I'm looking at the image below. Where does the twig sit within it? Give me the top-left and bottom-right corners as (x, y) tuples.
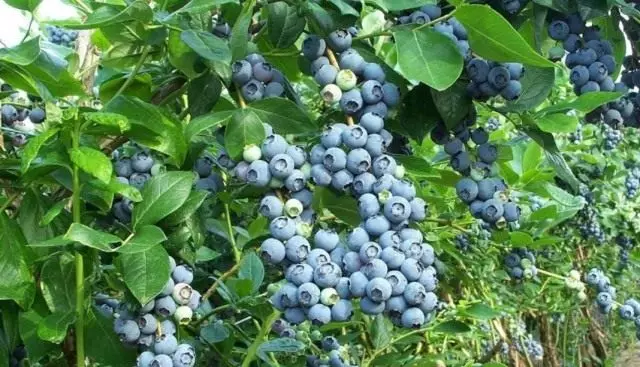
(241, 310), (281, 367)
(21, 15), (34, 44)
(111, 46), (151, 101)
(202, 262), (241, 301)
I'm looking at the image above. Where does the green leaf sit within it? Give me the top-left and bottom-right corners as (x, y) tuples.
(196, 247), (221, 263)
(247, 98), (316, 134)
(524, 126), (580, 191)
(37, 311), (75, 343)
(238, 252), (264, 293)
(55, 1), (153, 29)
(4, 0), (41, 11)
(369, 315), (393, 349)
(394, 84), (439, 141)
(39, 199), (68, 227)
(267, 2), (306, 49)
(431, 80), (472, 130)
(367, 0), (433, 11)
(104, 96), (187, 165)
(0, 37), (41, 65)
(225, 110), (267, 161)
(21, 128), (58, 173)
(29, 236), (73, 248)
(84, 308), (136, 365)
(188, 73), (222, 118)
(65, 223), (122, 252)
(505, 66), (555, 112)
(181, 30), (232, 63)
(117, 225), (167, 254)
(394, 26), (463, 91)
(483, 363), (508, 367)
(510, 231), (534, 245)
(119, 244), (170, 305)
(69, 146), (113, 184)
(167, 30), (199, 79)
(185, 110), (234, 141)
(522, 141), (543, 173)
(200, 320), (230, 343)
(99, 176), (143, 202)
(164, 190), (209, 226)
(462, 303), (500, 319)
(537, 92), (623, 115)
(454, 4), (555, 67)
(19, 297), (59, 363)
(230, 0), (257, 60)
(173, 0), (239, 14)
(83, 112), (131, 133)
(132, 171), (194, 229)
(312, 187), (360, 227)
(0, 213), (35, 309)
(256, 338), (305, 362)
(40, 254), (76, 313)
(535, 113), (579, 133)
(432, 320), (471, 334)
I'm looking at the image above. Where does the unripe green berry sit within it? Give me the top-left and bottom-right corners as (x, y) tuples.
(469, 169), (485, 182)
(269, 178), (284, 188)
(150, 163), (166, 176)
(394, 164), (406, 179)
(285, 198), (304, 217)
(311, 330), (323, 341)
(378, 190), (392, 204)
(172, 283), (193, 305)
(296, 222), (313, 238)
(577, 290), (587, 301)
(336, 69), (357, 91)
(267, 283), (279, 295)
(568, 270), (581, 280)
(296, 330), (308, 341)
(300, 162), (312, 179)
(320, 287), (339, 306)
(174, 305), (193, 324)
(548, 46), (565, 60)
(297, 322), (310, 332)
(321, 84), (342, 104)
(243, 144), (262, 162)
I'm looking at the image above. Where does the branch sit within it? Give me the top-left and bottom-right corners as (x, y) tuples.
(202, 263), (241, 301)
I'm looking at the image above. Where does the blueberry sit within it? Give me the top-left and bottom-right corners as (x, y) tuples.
(232, 60), (253, 84)
(365, 134), (385, 157)
(478, 82), (499, 97)
(596, 292), (613, 307)
(328, 29), (352, 52)
(270, 216), (297, 240)
(361, 80), (384, 104)
(372, 155), (397, 177)
(488, 66), (510, 90)
(391, 179), (416, 200)
(253, 62), (274, 83)
(138, 313), (158, 334)
(352, 172), (376, 196)
(247, 160), (272, 187)
(548, 20), (570, 41)
(117, 319), (140, 342)
(340, 89), (364, 115)
(137, 351), (156, 367)
(115, 158), (133, 178)
(314, 262), (342, 288)
(360, 297), (385, 315)
(245, 53), (265, 65)
(150, 354), (173, 367)
(576, 48), (598, 66)
(29, 107), (46, 124)
(262, 134), (289, 160)
(173, 344), (196, 367)
(403, 282), (427, 306)
(361, 258), (388, 279)
(296, 282), (320, 307)
(359, 241), (382, 263)
(307, 248), (332, 269)
(588, 61), (608, 83)
(420, 244), (435, 266)
(467, 59), (490, 83)
(383, 197), (412, 223)
(343, 125), (369, 148)
(379, 231), (401, 249)
(241, 79), (265, 101)
(420, 4), (442, 19)
(401, 258), (423, 281)
(331, 299), (353, 321)
(335, 276), (351, 299)
(500, 80), (521, 100)
(315, 64), (339, 86)
(418, 272), (437, 292)
(381, 246), (405, 269)
(503, 202), (520, 222)
(194, 155), (214, 177)
(471, 128), (489, 145)
(155, 334), (178, 354)
(580, 81), (600, 94)
(291, 189), (313, 209)
(259, 195), (284, 219)
(365, 215), (391, 237)
(563, 34), (582, 53)
(269, 153), (295, 179)
(410, 10), (430, 24)
(620, 305), (635, 320)
(284, 308), (306, 324)
(478, 143), (498, 164)
(401, 307), (425, 328)
(599, 77), (614, 92)
(504, 63), (524, 80)
(347, 227), (370, 251)
(321, 125), (344, 148)
(358, 193), (381, 219)
(303, 35), (327, 60)
(450, 151), (471, 172)
(583, 26), (601, 42)
(265, 82), (285, 97)
(399, 228), (423, 243)
(284, 170), (307, 192)
(419, 292), (438, 313)
(310, 144), (327, 164)
(308, 303), (332, 325)
(366, 277), (392, 302)
(339, 49), (366, 75)
(311, 57), (330, 75)
(362, 63), (385, 83)
(570, 66), (589, 87)
(481, 199), (504, 223)
(172, 265), (193, 284)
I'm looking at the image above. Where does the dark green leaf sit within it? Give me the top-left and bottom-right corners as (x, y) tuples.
(65, 223), (121, 251)
(536, 92), (623, 115)
(54, 1), (153, 29)
(164, 190), (209, 226)
(40, 253), (75, 313)
(98, 176), (143, 202)
(267, 2), (306, 49)
(0, 213), (35, 309)
(505, 66), (555, 112)
(523, 126), (580, 191)
(462, 303), (501, 319)
(117, 225), (167, 254)
(173, 0), (239, 14)
(0, 37), (41, 65)
(312, 187), (360, 227)
(181, 30), (232, 63)
(84, 308), (136, 365)
(225, 110), (267, 161)
(369, 315), (393, 349)
(394, 84), (439, 141)
(431, 80), (472, 130)
(200, 320), (230, 343)
(132, 171), (194, 229)
(394, 27), (463, 91)
(256, 338), (305, 362)
(119, 244), (170, 305)
(432, 320), (471, 334)
(19, 297), (59, 363)
(69, 146), (113, 184)
(238, 252), (264, 293)
(326, 0), (359, 17)
(185, 110), (234, 141)
(455, 4), (555, 67)
(367, 0), (432, 11)
(189, 73), (222, 118)
(167, 30), (200, 79)
(247, 98), (316, 134)
(230, 0), (257, 60)
(196, 247), (221, 263)
(535, 113), (578, 133)
(37, 311), (75, 343)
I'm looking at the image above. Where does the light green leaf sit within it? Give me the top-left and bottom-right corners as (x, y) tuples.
(256, 338), (305, 362)
(537, 92), (623, 115)
(84, 308), (136, 365)
(185, 110), (234, 142)
(163, 190), (209, 226)
(40, 198), (68, 226)
(69, 146), (113, 184)
(65, 223), (122, 252)
(238, 253), (264, 293)
(230, 0), (258, 60)
(455, 4), (555, 67)
(267, 2), (306, 49)
(369, 315), (393, 349)
(312, 187), (360, 227)
(225, 110), (267, 161)
(394, 26), (463, 91)
(132, 172), (194, 229)
(433, 320), (471, 334)
(246, 98), (317, 134)
(505, 66), (555, 112)
(117, 225), (167, 254)
(53, 1), (152, 29)
(0, 37), (41, 65)
(119, 244), (170, 305)
(462, 303), (501, 319)
(181, 30), (231, 63)
(83, 112), (130, 133)
(535, 113), (579, 133)
(37, 311), (75, 343)
(0, 213), (35, 309)
(366, 0), (434, 11)
(21, 128), (59, 173)
(40, 254), (75, 313)
(4, 0), (42, 11)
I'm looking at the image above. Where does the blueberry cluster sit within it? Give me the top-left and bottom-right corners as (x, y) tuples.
(45, 25), (78, 48)
(625, 167), (640, 198)
(503, 248), (537, 280)
(568, 122), (583, 143)
(577, 206), (605, 244)
(112, 149), (165, 223)
(1, 84), (46, 147)
(466, 59), (524, 101)
(231, 53), (285, 102)
(602, 124), (623, 150)
(98, 258), (199, 367)
(454, 234), (471, 252)
(529, 195), (544, 212)
(301, 30), (400, 117)
(306, 336), (357, 367)
(615, 235), (635, 268)
(507, 318), (544, 361)
(485, 117), (501, 132)
(480, 340), (509, 357)
(9, 345), (26, 367)
(548, 15), (617, 95)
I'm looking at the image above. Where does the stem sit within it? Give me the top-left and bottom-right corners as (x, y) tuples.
(21, 15), (34, 44)
(223, 176), (241, 263)
(242, 310), (281, 367)
(0, 192), (21, 213)
(71, 129), (85, 367)
(202, 262), (240, 301)
(237, 90), (247, 109)
(112, 47), (150, 101)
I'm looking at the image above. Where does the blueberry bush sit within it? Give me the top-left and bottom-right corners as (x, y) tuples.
(1, 0), (640, 366)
